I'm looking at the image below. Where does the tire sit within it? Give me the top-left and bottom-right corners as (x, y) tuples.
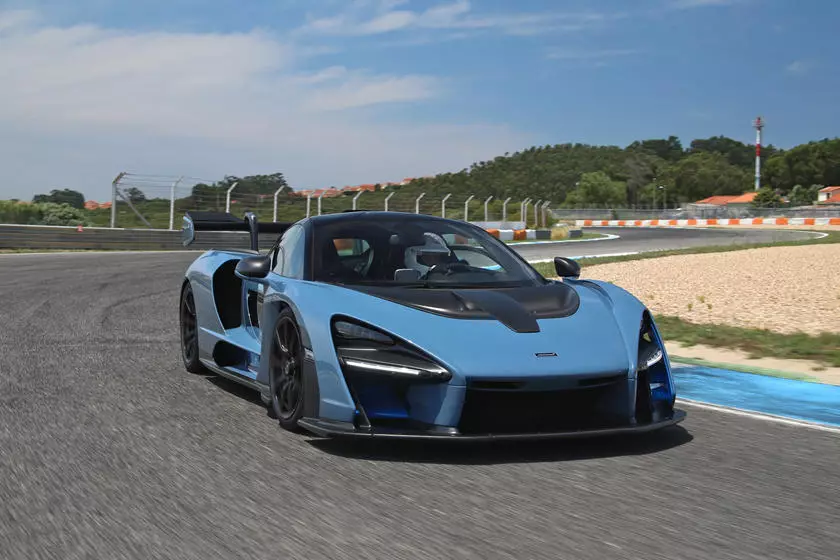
(180, 282), (208, 374)
(269, 308), (306, 432)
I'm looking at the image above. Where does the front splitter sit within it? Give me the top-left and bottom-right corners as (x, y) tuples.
(297, 409), (686, 442)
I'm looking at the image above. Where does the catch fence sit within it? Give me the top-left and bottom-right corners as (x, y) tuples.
(102, 174), (552, 230)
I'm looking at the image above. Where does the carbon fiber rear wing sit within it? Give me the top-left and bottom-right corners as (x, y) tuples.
(181, 211), (293, 251)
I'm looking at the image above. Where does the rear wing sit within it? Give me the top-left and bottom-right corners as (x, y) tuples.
(181, 211), (293, 251)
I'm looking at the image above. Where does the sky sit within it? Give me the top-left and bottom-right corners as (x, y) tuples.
(0, 0), (838, 201)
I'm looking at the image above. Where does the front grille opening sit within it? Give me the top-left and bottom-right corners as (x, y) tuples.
(636, 365), (675, 424)
(469, 380), (526, 390)
(458, 378), (630, 435)
(344, 375), (433, 433)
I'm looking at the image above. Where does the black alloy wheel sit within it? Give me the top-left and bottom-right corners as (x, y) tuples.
(180, 282), (207, 373)
(270, 309), (305, 431)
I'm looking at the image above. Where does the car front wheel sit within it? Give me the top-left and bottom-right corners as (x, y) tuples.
(180, 282), (208, 374)
(269, 308), (305, 431)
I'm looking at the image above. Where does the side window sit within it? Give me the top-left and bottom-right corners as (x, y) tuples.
(442, 233), (479, 246)
(271, 246), (285, 275)
(442, 232), (503, 270)
(272, 224), (305, 279)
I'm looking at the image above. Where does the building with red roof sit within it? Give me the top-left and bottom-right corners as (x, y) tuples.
(818, 186), (840, 204)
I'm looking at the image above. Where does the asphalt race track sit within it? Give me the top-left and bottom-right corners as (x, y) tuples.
(516, 225), (820, 261)
(1, 238), (838, 559)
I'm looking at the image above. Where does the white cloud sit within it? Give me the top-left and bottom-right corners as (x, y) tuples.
(0, 8), (38, 30)
(0, 9), (529, 200)
(295, 0), (613, 38)
(785, 59), (814, 75)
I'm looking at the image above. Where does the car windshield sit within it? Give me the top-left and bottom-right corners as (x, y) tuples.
(310, 214), (546, 288)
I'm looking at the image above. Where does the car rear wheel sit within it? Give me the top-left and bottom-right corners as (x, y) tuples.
(269, 308), (305, 431)
(180, 282), (207, 374)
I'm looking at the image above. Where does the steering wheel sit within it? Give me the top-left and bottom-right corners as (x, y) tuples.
(352, 248), (374, 277)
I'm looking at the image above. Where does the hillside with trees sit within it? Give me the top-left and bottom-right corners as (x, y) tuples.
(4, 135), (839, 228)
(405, 136), (838, 208)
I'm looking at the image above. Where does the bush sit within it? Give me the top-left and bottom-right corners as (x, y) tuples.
(0, 200), (41, 224)
(0, 200), (91, 226)
(39, 202), (90, 226)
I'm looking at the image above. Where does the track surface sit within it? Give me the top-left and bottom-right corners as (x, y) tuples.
(2, 250), (839, 560)
(516, 226), (819, 260)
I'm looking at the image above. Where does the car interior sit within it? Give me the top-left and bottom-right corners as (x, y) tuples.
(312, 223), (506, 284)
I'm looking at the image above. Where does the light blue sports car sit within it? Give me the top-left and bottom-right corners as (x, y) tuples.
(179, 210), (685, 440)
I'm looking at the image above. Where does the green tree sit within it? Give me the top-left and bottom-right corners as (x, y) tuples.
(752, 187), (784, 208)
(659, 152), (750, 202)
(762, 139), (840, 192)
(125, 187), (146, 204)
(564, 171), (627, 207)
(689, 136), (779, 169)
(32, 188), (85, 209)
(787, 184), (821, 206)
(626, 136), (684, 162)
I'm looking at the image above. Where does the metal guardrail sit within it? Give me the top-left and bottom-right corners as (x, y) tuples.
(0, 222), (560, 251)
(0, 224), (277, 251)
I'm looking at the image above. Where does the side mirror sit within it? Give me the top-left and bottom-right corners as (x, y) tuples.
(181, 214), (195, 247)
(553, 256), (580, 278)
(235, 255), (272, 280)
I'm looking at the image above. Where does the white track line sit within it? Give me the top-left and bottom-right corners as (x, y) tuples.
(677, 398), (840, 434)
(527, 251), (641, 264)
(511, 233), (621, 245)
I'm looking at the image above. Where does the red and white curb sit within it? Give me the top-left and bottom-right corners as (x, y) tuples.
(576, 217), (840, 227)
(484, 228), (549, 241)
(487, 229), (618, 242)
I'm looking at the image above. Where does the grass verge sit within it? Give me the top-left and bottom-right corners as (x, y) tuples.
(653, 315), (840, 368)
(531, 229), (840, 277)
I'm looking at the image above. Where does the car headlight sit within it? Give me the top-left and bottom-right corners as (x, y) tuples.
(638, 342), (663, 371)
(331, 317), (451, 382)
(637, 313), (673, 400)
(334, 320), (394, 345)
